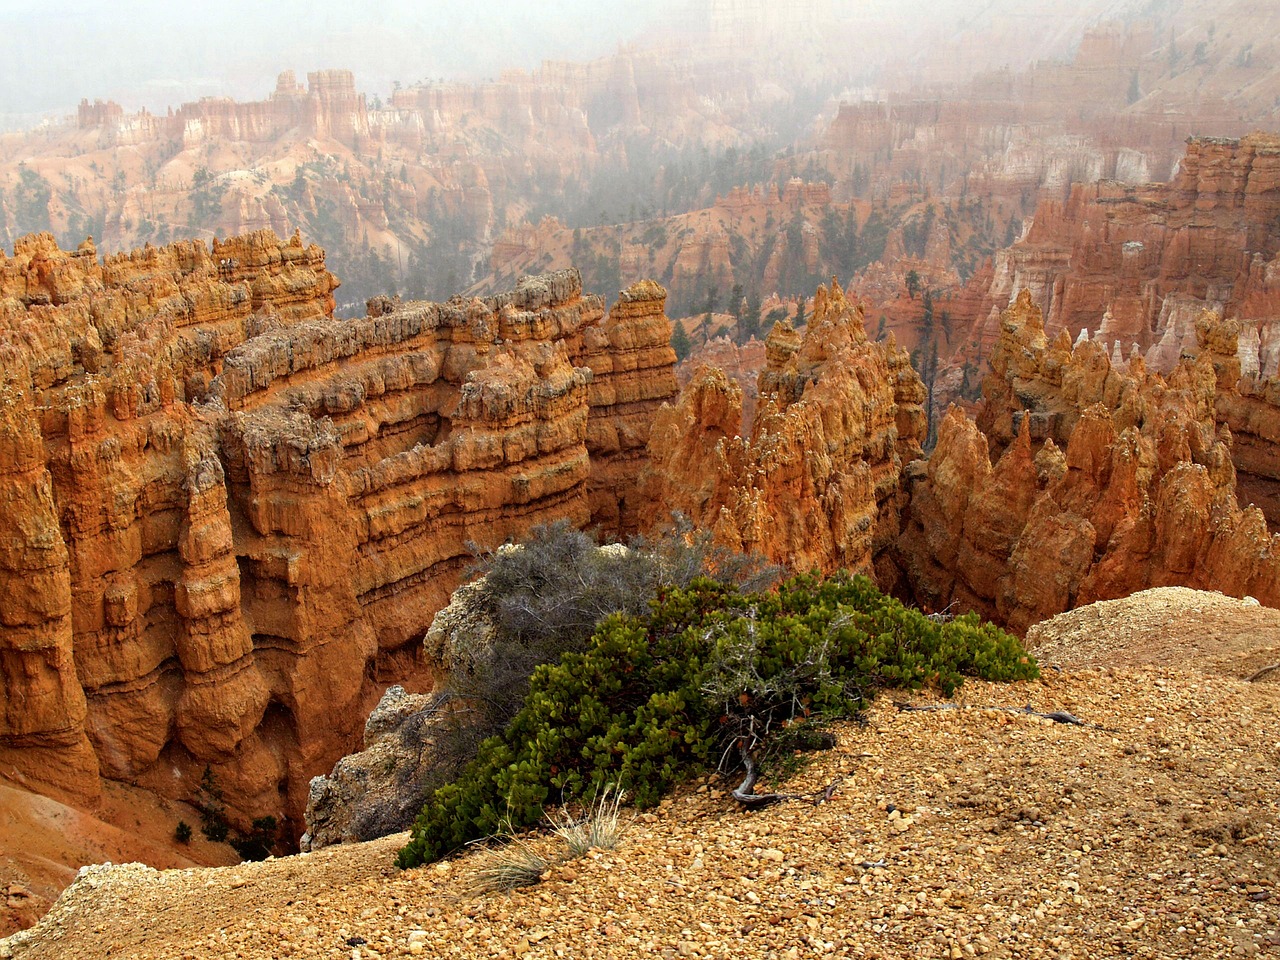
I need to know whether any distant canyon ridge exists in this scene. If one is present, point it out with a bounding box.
[5,127,1280,841]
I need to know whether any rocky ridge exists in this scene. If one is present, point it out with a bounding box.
[4,586,1278,959]
[0,231,675,838]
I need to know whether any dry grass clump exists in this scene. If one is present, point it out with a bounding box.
[464,836,551,895]
[548,785,628,858]
[465,788,630,895]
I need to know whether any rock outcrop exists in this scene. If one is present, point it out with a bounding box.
[300,685,441,852]
[0,231,675,838]
[640,279,926,575]
[896,291,1280,633]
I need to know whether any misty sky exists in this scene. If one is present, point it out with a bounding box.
[0,0,682,122]
[0,0,1159,128]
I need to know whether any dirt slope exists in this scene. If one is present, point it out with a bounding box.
[1027,587,1280,682]
[0,779,238,936]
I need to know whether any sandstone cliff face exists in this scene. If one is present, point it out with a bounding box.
[966,134,1280,365]
[0,232,674,838]
[896,292,1280,633]
[640,280,925,575]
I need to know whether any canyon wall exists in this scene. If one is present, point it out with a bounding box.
[0,231,674,837]
[895,290,1280,633]
[964,134,1280,362]
[950,134,1280,524]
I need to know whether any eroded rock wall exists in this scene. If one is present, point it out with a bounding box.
[896,292,1280,633]
[966,133,1280,368]
[639,279,925,576]
[0,231,674,837]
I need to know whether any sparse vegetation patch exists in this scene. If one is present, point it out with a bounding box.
[397,570,1036,868]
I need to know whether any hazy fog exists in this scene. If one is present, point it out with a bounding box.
[0,0,1159,129]
[0,0,681,123]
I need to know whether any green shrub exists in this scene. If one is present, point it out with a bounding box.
[421,518,780,827]
[197,766,229,843]
[231,816,278,861]
[174,820,193,845]
[397,572,1036,869]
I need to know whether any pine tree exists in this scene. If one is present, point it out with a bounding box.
[671,320,692,361]
[740,291,762,343]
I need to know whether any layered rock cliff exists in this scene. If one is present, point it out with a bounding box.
[964,134,1280,365]
[0,231,674,838]
[895,291,1280,633]
[639,279,926,575]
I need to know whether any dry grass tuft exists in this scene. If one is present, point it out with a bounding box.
[548,785,628,858]
[464,837,551,895]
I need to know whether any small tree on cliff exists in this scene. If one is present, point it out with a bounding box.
[905,269,922,300]
[700,288,718,342]
[739,290,762,343]
[671,320,692,360]
[728,282,744,331]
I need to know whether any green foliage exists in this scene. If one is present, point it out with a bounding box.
[197,766,229,843]
[416,518,779,840]
[14,167,52,234]
[670,320,692,360]
[194,768,277,859]
[738,290,763,343]
[231,816,278,862]
[174,820,193,845]
[397,573,1036,869]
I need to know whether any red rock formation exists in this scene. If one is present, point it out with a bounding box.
[895,292,1280,633]
[639,279,925,575]
[964,134,1280,365]
[0,232,675,839]
[676,336,767,433]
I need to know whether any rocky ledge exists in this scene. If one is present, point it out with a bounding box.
[3,588,1276,960]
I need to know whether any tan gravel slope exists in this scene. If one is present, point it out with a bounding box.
[4,664,1277,960]
[1026,587,1280,680]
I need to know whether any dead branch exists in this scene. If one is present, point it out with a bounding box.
[893,702,1095,727]
[1247,663,1280,683]
[729,741,842,810]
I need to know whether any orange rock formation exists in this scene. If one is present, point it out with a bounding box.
[963,134,1280,364]
[895,291,1280,633]
[0,231,674,837]
[640,279,926,576]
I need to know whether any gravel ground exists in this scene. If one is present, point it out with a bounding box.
[3,661,1276,960]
